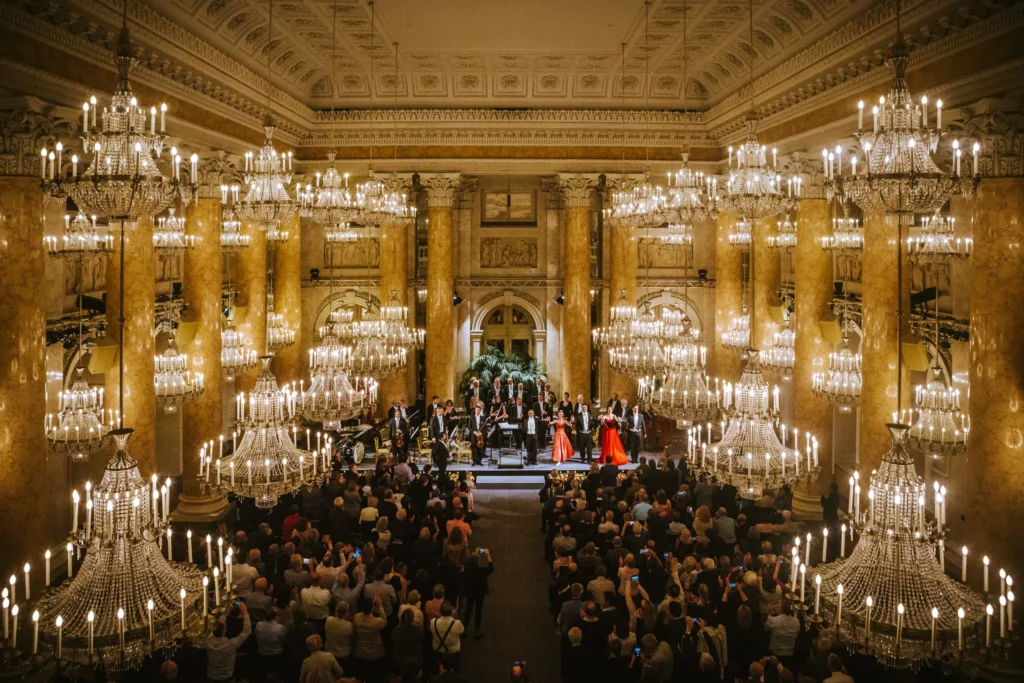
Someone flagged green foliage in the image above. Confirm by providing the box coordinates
[459,346,546,394]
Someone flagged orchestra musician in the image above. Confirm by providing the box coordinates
[388,405,409,459]
[487,395,507,449]
[428,406,450,476]
[521,409,540,465]
[507,397,527,448]
[625,404,646,464]
[574,403,594,462]
[532,393,551,449]
[469,403,488,466]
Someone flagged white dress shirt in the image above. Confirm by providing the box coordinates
[527,417,535,435]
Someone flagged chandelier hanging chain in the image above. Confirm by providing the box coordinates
[266,0,273,122]
[747,0,754,115]
[369,0,376,170]
[644,0,650,168]
[118,217,126,422]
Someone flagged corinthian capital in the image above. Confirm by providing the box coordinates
[419,173,462,207]
[557,173,600,208]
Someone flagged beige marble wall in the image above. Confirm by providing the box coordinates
[174,198,229,519]
[0,178,65,578]
[956,178,1024,573]
[273,214,302,386]
[558,175,597,401]
[104,216,157,474]
[236,224,267,394]
[422,174,460,402]
[859,211,909,473]
[609,218,637,402]
[714,211,744,380]
[378,217,412,408]
[794,199,834,488]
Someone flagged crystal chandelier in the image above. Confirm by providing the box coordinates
[639,313,720,427]
[821,215,864,254]
[722,312,751,354]
[907,213,972,264]
[35,429,206,670]
[153,208,194,256]
[762,321,795,379]
[908,372,967,457]
[219,208,251,252]
[724,121,793,220]
[378,289,425,350]
[828,7,975,224]
[42,2,182,225]
[46,368,110,462]
[665,152,719,225]
[215,357,319,508]
[728,218,753,249]
[660,221,693,246]
[301,152,358,227]
[221,328,258,381]
[45,213,114,258]
[768,213,798,250]
[607,304,674,380]
[154,347,204,412]
[300,324,376,423]
[264,221,291,244]
[324,222,362,243]
[812,345,862,412]
[815,424,985,668]
[592,289,636,349]
[702,353,816,494]
[266,307,296,352]
[606,172,668,231]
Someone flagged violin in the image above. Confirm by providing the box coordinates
[475,430,485,449]
[396,428,404,449]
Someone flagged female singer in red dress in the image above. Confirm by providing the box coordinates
[551,410,575,464]
[601,406,629,466]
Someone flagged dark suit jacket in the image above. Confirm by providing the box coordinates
[506,402,527,423]
[574,411,595,437]
[623,412,646,436]
[427,415,447,442]
[608,399,623,417]
[520,416,541,438]
[388,416,408,442]
[599,464,619,487]
[468,412,488,436]
[532,400,551,421]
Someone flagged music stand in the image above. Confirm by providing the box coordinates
[497,422,523,469]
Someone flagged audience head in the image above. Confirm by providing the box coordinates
[305,634,323,654]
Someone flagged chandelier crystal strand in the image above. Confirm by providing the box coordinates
[42,0,183,225]
[829,3,976,224]
[815,426,985,667]
[702,353,815,495]
[214,357,318,508]
[154,346,204,412]
[219,207,251,252]
[35,429,206,670]
[812,345,862,412]
[221,329,258,381]
[153,208,194,255]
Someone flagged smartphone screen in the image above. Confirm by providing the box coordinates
[634,647,641,656]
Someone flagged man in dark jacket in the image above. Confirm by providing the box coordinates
[461,549,493,638]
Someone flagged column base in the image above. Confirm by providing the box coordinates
[170,493,234,524]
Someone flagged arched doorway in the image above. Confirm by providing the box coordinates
[482,305,535,357]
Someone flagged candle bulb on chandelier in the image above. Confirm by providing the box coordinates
[962,546,969,582]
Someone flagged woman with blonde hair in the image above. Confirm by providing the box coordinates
[693,505,714,539]
[372,516,392,553]
[617,554,639,595]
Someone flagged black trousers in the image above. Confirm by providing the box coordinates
[627,431,642,462]
[432,443,449,477]
[576,433,593,461]
[463,593,486,632]
[525,433,538,464]
[471,442,486,465]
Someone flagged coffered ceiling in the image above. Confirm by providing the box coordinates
[150,0,873,107]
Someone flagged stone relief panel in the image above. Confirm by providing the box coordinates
[480,237,538,269]
[638,238,693,269]
[326,238,381,269]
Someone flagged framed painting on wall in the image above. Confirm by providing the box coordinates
[481,190,536,225]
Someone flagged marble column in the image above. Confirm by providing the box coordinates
[379,214,412,408]
[714,210,744,380]
[794,199,834,489]
[420,173,460,403]
[236,223,267,393]
[0,177,63,576]
[173,197,231,521]
[753,215,781,354]
[273,214,302,386]
[859,211,909,474]
[961,178,1024,573]
[608,217,637,402]
[558,174,598,401]
[105,216,157,473]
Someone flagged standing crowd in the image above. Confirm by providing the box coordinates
[541,454,868,683]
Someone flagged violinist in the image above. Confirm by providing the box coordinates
[487,395,507,449]
[470,403,488,466]
[389,402,409,459]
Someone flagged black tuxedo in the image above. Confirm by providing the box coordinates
[428,414,449,475]
[504,383,515,402]
[469,411,488,465]
[608,399,623,417]
[624,411,645,463]
[532,400,551,447]
[388,416,408,458]
[521,415,540,464]
[574,411,595,461]
[464,384,482,412]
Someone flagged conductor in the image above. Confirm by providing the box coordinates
[428,406,450,476]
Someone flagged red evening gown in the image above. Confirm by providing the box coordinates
[601,416,629,466]
[551,419,575,463]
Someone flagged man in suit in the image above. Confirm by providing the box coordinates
[533,378,545,404]
[428,406,450,476]
[533,393,551,449]
[574,403,594,462]
[469,404,488,466]
[625,405,646,463]
[491,378,503,405]
[608,393,622,417]
[576,394,586,416]
[600,455,619,488]
[515,382,528,404]
[504,377,515,402]
[522,409,540,465]
[507,397,526,448]
[389,408,408,460]
[463,378,481,413]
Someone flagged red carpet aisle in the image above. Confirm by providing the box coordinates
[458,489,560,682]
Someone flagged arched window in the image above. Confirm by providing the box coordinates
[483,305,534,357]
